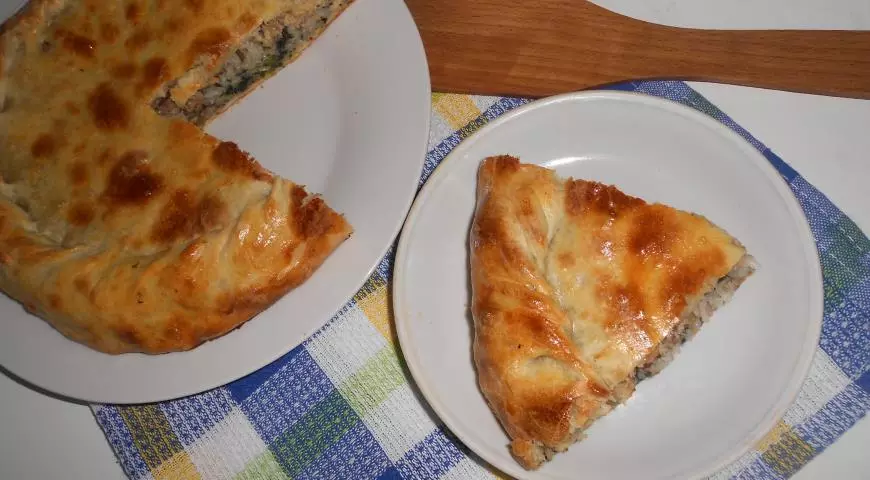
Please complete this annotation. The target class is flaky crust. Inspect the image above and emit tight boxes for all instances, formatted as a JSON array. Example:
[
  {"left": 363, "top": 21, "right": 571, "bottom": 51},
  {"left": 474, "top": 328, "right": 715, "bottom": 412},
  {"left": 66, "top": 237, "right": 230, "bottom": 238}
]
[
  {"left": 469, "top": 156, "right": 747, "bottom": 468},
  {"left": 0, "top": 0, "right": 352, "bottom": 354},
  {"left": 470, "top": 156, "right": 613, "bottom": 469}
]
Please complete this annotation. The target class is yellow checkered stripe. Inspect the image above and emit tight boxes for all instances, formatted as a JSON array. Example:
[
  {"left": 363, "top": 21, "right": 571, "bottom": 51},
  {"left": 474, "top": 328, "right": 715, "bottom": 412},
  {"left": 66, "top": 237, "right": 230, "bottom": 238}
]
[
  {"left": 117, "top": 406, "right": 201, "bottom": 480},
  {"left": 754, "top": 421, "right": 817, "bottom": 478},
  {"left": 432, "top": 93, "right": 483, "bottom": 131}
]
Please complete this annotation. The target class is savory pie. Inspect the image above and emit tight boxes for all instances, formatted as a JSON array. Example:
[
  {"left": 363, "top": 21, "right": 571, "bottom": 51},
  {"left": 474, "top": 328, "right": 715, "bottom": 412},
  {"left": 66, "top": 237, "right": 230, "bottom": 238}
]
[
  {"left": 469, "top": 155, "right": 756, "bottom": 469},
  {"left": 0, "top": 0, "right": 355, "bottom": 354}
]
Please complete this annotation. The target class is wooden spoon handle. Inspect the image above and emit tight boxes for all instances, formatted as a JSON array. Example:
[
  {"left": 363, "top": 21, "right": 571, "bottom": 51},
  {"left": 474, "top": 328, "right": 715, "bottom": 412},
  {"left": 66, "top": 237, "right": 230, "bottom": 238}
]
[{"left": 407, "top": 0, "right": 870, "bottom": 99}]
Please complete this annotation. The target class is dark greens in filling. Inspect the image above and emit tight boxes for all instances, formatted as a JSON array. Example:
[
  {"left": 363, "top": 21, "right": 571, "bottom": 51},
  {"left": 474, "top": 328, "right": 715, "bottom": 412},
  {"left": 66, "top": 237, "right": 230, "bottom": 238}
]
[{"left": 151, "top": 0, "right": 352, "bottom": 126}]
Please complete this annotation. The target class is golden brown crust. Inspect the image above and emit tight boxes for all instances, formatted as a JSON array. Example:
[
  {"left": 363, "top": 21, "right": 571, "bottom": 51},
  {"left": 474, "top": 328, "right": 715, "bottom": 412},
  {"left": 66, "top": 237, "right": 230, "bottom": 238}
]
[
  {"left": 0, "top": 0, "right": 352, "bottom": 354},
  {"left": 469, "top": 155, "right": 747, "bottom": 468},
  {"left": 470, "top": 156, "right": 612, "bottom": 469}
]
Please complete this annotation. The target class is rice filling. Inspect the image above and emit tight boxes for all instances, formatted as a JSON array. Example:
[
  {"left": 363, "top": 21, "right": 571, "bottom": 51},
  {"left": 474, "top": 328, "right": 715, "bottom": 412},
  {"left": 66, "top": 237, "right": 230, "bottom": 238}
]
[
  {"left": 151, "top": 0, "right": 352, "bottom": 126},
  {"left": 636, "top": 253, "right": 758, "bottom": 381}
]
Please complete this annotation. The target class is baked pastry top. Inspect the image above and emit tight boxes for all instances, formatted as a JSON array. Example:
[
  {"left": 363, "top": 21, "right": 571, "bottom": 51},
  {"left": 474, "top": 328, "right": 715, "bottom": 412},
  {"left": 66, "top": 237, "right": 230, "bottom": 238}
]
[
  {"left": 469, "top": 155, "right": 754, "bottom": 468},
  {"left": 0, "top": 0, "right": 353, "bottom": 354}
]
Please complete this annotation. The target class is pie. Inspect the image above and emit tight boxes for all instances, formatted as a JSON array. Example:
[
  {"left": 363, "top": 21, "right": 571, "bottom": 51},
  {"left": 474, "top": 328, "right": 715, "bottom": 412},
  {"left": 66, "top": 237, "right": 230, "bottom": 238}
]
[
  {"left": 0, "top": 0, "right": 355, "bottom": 354},
  {"left": 469, "top": 155, "right": 756, "bottom": 469}
]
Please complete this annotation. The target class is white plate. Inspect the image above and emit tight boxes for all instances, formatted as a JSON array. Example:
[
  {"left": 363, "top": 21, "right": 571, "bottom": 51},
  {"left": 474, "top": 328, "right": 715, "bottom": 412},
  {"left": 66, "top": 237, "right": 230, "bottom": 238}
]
[
  {"left": 0, "top": 0, "right": 430, "bottom": 403},
  {"left": 394, "top": 92, "right": 822, "bottom": 480}
]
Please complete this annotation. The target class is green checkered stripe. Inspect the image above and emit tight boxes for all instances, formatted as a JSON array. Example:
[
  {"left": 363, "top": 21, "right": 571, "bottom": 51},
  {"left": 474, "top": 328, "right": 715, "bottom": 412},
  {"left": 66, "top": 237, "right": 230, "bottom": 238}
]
[{"left": 92, "top": 82, "right": 869, "bottom": 480}]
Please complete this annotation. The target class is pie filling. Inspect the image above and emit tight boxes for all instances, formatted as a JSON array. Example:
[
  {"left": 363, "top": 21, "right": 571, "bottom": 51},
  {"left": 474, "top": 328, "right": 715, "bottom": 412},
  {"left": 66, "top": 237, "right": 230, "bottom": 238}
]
[
  {"left": 151, "top": 0, "right": 352, "bottom": 126},
  {"left": 616, "top": 253, "right": 758, "bottom": 401}
]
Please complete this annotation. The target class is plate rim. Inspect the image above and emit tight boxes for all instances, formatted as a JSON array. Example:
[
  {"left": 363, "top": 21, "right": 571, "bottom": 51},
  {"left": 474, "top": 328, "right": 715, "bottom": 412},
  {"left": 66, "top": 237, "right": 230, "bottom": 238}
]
[
  {"left": 393, "top": 90, "right": 823, "bottom": 480},
  {"left": 0, "top": 0, "right": 432, "bottom": 404}
]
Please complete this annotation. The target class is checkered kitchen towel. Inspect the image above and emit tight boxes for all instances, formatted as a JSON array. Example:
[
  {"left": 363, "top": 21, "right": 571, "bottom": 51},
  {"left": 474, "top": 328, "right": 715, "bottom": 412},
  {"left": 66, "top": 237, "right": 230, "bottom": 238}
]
[{"left": 92, "top": 81, "right": 870, "bottom": 480}]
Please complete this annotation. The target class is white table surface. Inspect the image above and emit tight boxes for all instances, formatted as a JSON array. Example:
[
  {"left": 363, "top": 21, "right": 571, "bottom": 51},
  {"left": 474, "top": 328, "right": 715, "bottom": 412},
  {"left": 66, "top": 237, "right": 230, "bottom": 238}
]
[{"left": 1, "top": 0, "right": 868, "bottom": 479}]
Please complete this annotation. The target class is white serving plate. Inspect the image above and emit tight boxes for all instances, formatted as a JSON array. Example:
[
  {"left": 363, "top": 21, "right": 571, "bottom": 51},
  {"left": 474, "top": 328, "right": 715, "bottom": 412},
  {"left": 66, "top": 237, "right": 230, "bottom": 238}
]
[
  {"left": 394, "top": 92, "right": 822, "bottom": 480},
  {"left": 0, "top": 0, "right": 430, "bottom": 403}
]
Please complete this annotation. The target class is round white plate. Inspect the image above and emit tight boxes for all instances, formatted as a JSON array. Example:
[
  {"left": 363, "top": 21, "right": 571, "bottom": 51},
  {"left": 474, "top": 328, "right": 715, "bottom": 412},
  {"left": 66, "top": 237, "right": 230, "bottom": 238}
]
[
  {"left": 0, "top": 0, "right": 430, "bottom": 403},
  {"left": 394, "top": 92, "right": 822, "bottom": 480}
]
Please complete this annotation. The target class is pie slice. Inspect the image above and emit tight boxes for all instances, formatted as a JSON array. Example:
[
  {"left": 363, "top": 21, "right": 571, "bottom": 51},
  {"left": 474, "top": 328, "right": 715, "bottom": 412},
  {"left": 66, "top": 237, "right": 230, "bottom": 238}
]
[
  {"left": 0, "top": 0, "right": 355, "bottom": 354},
  {"left": 469, "top": 155, "right": 756, "bottom": 469}
]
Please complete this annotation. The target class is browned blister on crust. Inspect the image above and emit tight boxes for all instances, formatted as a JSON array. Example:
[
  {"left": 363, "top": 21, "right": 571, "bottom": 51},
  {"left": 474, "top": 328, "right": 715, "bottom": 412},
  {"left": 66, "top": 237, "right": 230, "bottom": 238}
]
[
  {"left": 469, "top": 156, "right": 753, "bottom": 469},
  {"left": 0, "top": 0, "right": 354, "bottom": 354}
]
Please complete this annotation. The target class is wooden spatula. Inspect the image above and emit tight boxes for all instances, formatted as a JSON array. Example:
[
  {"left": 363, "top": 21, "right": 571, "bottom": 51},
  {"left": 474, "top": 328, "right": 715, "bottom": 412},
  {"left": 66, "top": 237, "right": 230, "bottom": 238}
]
[{"left": 405, "top": 0, "right": 870, "bottom": 99}]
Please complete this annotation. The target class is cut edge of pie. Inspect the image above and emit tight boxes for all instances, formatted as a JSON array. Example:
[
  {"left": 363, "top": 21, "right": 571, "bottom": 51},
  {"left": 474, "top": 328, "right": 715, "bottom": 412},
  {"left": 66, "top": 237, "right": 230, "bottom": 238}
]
[{"left": 469, "top": 155, "right": 757, "bottom": 469}]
